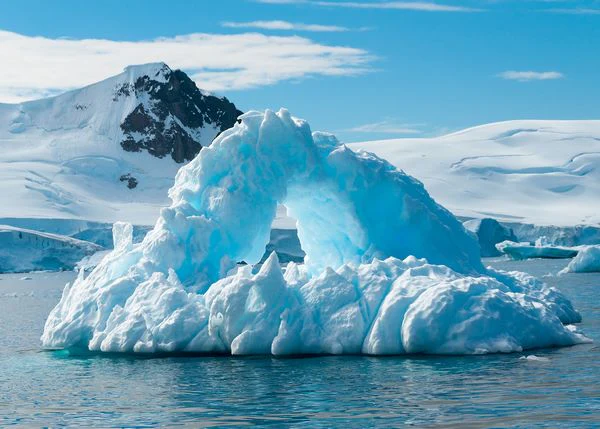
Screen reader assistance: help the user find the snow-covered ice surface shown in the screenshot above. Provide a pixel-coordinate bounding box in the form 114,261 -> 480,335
561,246 -> 600,273
42,110 -> 588,355
496,240 -> 580,261
0,225 -> 102,273
350,121 -> 600,227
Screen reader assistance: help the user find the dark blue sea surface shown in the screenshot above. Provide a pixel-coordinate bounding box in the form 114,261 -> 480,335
0,258 -> 598,428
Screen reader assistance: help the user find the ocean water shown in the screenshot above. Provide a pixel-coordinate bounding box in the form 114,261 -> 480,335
0,258 -> 598,428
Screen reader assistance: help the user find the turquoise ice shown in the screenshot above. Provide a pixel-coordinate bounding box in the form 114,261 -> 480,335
42,109 -> 588,355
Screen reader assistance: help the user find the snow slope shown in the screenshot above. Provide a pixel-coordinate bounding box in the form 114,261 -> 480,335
0,63 -> 240,226
351,121 -> 600,227
42,109 -> 586,356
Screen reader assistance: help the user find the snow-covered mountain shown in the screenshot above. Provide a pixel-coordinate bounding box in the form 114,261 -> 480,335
0,62 -> 241,225
351,120 -> 600,227
2,68 -> 598,255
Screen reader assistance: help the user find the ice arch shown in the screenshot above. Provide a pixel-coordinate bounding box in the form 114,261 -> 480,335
153,109 -> 483,288
42,109 -> 587,355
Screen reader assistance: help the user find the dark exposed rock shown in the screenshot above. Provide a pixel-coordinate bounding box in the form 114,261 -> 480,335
113,83 -> 133,101
118,65 -> 242,163
119,174 -> 138,189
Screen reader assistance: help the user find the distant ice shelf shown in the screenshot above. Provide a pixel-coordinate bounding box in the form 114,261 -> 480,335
0,225 -> 102,273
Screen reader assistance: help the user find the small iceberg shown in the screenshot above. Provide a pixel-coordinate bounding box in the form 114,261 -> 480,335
560,246 -> 600,274
496,238 -> 579,261
41,109 -> 589,356
519,355 -> 550,362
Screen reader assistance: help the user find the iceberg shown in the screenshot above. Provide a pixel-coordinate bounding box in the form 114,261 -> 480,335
463,218 -> 517,257
561,246 -> 600,273
496,240 -> 579,260
42,109 -> 588,355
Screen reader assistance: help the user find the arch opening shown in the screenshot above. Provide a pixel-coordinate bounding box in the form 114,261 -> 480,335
153,108 -> 483,290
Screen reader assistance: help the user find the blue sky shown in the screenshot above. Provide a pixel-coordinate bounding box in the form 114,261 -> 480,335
1,0 -> 599,142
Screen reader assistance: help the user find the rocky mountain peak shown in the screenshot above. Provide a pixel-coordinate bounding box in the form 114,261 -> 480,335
117,63 -> 242,163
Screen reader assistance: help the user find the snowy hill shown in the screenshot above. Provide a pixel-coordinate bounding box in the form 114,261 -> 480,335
350,120 -> 600,227
0,62 -> 241,226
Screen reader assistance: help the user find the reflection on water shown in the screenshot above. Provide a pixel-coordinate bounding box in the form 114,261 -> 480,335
0,259 -> 599,427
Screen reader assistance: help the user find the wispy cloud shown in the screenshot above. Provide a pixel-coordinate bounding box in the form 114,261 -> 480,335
547,7 -> 600,14
314,1 -> 482,12
0,30 -> 374,103
255,0 -> 483,12
222,20 -> 354,32
347,119 -> 423,134
497,70 -> 565,81
255,0 -> 309,3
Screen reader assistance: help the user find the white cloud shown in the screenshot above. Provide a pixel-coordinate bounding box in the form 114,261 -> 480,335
314,1 -> 482,12
548,8 -> 600,14
497,70 -> 565,81
255,0 -> 482,12
0,30 -> 373,103
222,20 -> 352,32
347,119 -> 422,134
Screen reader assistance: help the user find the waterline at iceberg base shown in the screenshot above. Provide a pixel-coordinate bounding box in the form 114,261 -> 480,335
42,109 -> 589,355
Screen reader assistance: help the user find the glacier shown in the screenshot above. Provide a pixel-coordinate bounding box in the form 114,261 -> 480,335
507,223 -> 600,248
0,225 -> 102,273
466,219 -> 600,259
42,109 -> 588,355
